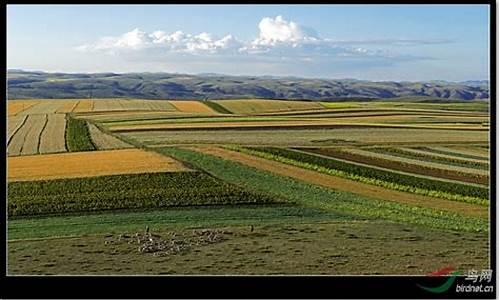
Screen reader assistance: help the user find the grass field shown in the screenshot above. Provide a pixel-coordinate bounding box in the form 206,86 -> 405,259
6,98 -> 491,275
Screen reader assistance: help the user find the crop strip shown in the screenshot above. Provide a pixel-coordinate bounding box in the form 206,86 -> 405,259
19,114 -> 47,156
158,147 -> 487,232
414,147 -> 489,161
300,148 -> 489,185
230,146 -> 488,205
39,114 -> 67,154
204,101 -> 234,114
8,172 -> 283,217
109,123 -> 489,133
365,147 -> 489,170
65,116 -> 96,152
7,115 -> 28,146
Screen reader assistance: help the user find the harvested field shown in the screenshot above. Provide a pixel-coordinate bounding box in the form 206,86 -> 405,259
55,100 -> 79,113
188,146 -> 487,218
123,128 -> 488,147
92,99 -> 126,111
88,123 -> 133,150
108,120 -> 488,132
301,148 -> 489,185
39,114 -> 67,154
169,100 -> 216,113
8,100 -> 40,116
8,114 -> 47,156
7,115 -> 27,144
8,149 -> 191,182
213,99 -> 325,114
72,100 -> 94,113
17,101 -> 65,115
144,100 -> 177,111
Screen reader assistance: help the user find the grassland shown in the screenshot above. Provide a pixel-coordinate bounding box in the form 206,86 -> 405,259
7,98 -> 491,275
8,222 -> 488,275
7,149 -> 190,182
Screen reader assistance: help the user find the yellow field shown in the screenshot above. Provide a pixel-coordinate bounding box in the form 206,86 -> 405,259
8,149 -> 191,182
214,99 -> 325,114
109,120 -> 488,132
72,100 -> 94,113
55,100 -> 79,113
169,101 -> 216,113
8,100 -> 40,116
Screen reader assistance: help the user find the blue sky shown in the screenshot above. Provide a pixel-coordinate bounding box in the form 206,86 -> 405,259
7,5 -> 490,81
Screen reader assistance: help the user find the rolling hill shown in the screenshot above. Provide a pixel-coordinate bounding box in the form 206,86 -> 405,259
7,70 -> 489,101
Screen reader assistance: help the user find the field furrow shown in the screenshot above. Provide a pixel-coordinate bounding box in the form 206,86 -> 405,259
21,114 -> 48,155
88,122 -> 133,150
8,115 -> 47,156
7,115 -> 27,145
18,101 -> 65,115
55,100 -> 79,113
72,100 -> 94,113
188,146 -> 487,218
8,100 -> 40,116
39,114 -> 67,154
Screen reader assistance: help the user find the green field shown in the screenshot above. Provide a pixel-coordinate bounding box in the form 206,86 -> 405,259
7,98 -> 491,275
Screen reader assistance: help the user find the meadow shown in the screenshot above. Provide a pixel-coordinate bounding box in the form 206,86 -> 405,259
6,98 -> 491,275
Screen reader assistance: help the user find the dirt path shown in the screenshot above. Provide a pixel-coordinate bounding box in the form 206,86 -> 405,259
189,146 -> 488,219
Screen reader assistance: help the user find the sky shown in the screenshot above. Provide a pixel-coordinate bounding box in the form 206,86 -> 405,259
7,5 -> 490,81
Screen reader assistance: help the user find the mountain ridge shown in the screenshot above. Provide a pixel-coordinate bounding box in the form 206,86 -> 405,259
7,70 -> 490,101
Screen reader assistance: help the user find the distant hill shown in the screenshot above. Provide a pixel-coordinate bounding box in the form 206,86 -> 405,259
7,70 -> 489,101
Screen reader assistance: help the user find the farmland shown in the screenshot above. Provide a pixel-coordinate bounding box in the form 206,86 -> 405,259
6,98 -> 491,275
8,149 -> 190,182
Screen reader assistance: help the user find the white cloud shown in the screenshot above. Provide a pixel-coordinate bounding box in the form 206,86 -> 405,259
78,28 -> 242,54
76,15 -> 441,62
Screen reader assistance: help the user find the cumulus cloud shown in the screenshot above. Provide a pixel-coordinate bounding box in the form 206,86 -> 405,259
77,15 -> 443,63
77,28 -> 242,54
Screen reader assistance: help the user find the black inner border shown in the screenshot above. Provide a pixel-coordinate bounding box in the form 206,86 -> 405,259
1,0 -> 496,298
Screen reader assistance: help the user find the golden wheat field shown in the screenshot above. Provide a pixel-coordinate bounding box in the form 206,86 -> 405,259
8,149 -> 191,182
169,100 -> 216,113
7,100 -> 40,116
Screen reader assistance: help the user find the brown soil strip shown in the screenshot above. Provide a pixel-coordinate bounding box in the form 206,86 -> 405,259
188,146 -> 488,219
301,148 -> 489,185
